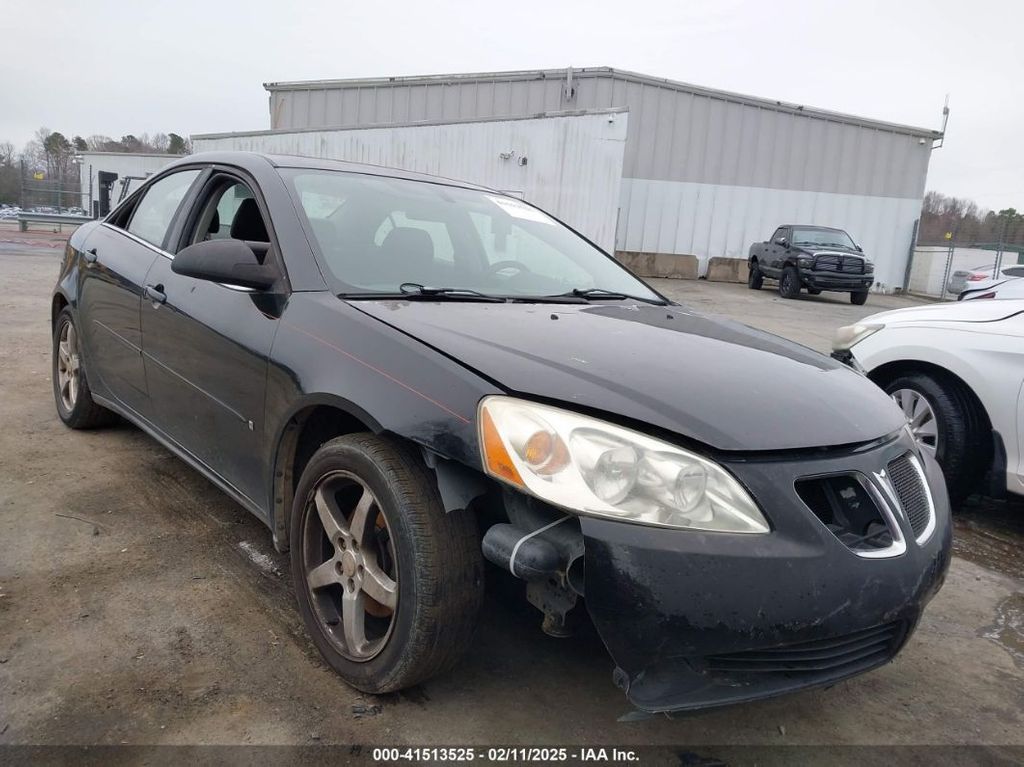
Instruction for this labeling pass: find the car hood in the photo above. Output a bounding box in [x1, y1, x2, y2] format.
[857, 298, 1024, 326]
[351, 300, 906, 452]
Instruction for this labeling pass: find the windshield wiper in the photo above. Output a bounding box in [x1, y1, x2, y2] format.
[338, 283, 506, 302]
[555, 287, 666, 305]
[399, 283, 507, 302]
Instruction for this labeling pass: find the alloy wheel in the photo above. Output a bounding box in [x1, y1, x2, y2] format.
[56, 320, 81, 412]
[891, 388, 939, 456]
[301, 470, 399, 661]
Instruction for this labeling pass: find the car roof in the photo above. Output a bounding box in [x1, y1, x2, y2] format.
[782, 224, 847, 232]
[172, 151, 495, 193]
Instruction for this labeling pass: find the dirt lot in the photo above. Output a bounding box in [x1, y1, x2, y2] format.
[1, 231, 1022, 752]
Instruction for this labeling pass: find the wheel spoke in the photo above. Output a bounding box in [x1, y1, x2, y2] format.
[911, 406, 930, 428]
[915, 419, 938, 440]
[349, 485, 373, 545]
[342, 587, 368, 655]
[314, 485, 348, 542]
[69, 375, 78, 405]
[361, 557, 398, 609]
[67, 323, 77, 352]
[900, 393, 915, 419]
[307, 560, 340, 591]
[59, 341, 70, 365]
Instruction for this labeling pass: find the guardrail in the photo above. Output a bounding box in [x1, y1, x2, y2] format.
[14, 213, 92, 232]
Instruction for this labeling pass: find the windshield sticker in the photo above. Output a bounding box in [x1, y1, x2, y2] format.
[487, 195, 554, 225]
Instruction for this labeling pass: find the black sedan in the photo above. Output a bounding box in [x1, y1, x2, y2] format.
[52, 152, 951, 712]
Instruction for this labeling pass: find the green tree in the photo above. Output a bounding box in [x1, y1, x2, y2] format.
[167, 133, 190, 154]
[72, 135, 87, 151]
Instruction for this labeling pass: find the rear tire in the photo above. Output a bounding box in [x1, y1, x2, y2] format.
[778, 266, 801, 299]
[882, 372, 989, 505]
[290, 433, 483, 694]
[850, 291, 869, 305]
[747, 261, 763, 290]
[52, 307, 115, 429]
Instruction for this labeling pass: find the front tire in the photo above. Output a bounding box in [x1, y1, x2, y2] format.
[290, 433, 483, 693]
[52, 307, 115, 429]
[747, 261, 763, 290]
[850, 291, 869, 305]
[883, 373, 989, 504]
[779, 266, 801, 299]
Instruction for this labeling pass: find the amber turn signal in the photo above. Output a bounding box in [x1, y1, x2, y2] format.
[481, 407, 524, 487]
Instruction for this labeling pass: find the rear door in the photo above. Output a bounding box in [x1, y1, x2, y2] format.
[78, 168, 202, 417]
[140, 170, 286, 506]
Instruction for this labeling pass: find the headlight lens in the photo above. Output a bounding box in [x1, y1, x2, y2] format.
[478, 396, 769, 533]
[832, 322, 883, 351]
[798, 257, 813, 268]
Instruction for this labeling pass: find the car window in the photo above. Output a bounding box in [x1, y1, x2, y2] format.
[469, 211, 590, 285]
[125, 170, 201, 247]
[791, 228, 856, 249]
[1004, 266, 1024, 277]
[374, 211, 455, 263]
[771, 227, 787, 243]
[194, 181, 257, 242]
[285, 169, 661, 301]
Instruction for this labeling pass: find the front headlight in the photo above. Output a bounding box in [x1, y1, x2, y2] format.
[832, 322, 883, 352]
[798, 256, 813, 268]
[478, 396, 769, 533]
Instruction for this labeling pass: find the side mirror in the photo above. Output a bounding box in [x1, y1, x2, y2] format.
[855, 243, 863, 252]
[172, 239, 278, 290]
[775, 237, 788, 248]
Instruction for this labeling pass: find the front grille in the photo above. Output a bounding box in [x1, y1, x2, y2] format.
[814, 254, 864, 274]
[887, 453, 931, 537]
[705, 622, 902, 674]
[796, 474, 893, 553]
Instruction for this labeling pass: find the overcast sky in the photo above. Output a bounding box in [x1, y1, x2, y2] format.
[3, 0, 1021, 210]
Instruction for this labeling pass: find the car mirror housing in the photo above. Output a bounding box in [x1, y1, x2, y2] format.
[775, 237, 788, 248]
[172, 239, 278, 290]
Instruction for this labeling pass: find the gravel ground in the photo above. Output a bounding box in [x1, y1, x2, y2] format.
[0, 239, 1022, 752]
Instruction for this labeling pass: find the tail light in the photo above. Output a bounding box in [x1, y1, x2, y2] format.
[967, 274, 987, 281]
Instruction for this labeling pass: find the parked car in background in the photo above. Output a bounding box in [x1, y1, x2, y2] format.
[833, 299, 1024, 502]
[52, 151, 950, 713]
[748, 225, 875, 304]
[947, 263, 1024, 296]
[958, 268, 1024, 300]
[961, 277, 1024, 301]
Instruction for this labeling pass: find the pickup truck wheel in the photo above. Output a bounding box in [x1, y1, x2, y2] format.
[290, 433, 483, 694]
[850, 291, 869, 305]
[883, 373, 988, 504]
[778, 266, 801, 299]
[747, 262, 763, 290]
[52, 308, 116, 429]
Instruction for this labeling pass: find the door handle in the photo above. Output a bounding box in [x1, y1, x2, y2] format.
[84, 248, 98, 264]
[144, 284, 166, 304]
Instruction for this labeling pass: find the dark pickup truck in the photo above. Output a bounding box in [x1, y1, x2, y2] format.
[747, 225, 875, 304]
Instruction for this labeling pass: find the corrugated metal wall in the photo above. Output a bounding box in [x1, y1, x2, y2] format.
[265, 68, 937, 289]
[193, 111, 627, 253]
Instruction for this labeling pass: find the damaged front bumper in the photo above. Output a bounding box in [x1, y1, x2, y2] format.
[580, 432, 952, 712]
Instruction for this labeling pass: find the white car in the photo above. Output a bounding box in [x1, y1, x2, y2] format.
[833, 299, 1024, 502]
[947, 263, 1024, 296]
[960, 274, 1024, 301]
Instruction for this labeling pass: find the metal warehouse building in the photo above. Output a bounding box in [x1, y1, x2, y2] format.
[257, 67, 940, 290]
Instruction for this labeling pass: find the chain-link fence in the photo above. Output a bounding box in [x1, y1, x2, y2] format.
[19, 161, 84, 214]
[906, 213, 1024, 299]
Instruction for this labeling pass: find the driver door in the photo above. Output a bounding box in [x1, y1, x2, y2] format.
[140, 171, 285, 506]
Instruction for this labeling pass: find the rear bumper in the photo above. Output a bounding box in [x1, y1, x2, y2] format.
[802, 271, 874, 291]
[582, 433, 952, 712]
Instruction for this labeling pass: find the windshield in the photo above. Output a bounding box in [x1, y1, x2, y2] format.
[283, 169, 662, 302]
[791, 228, 856, 249]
